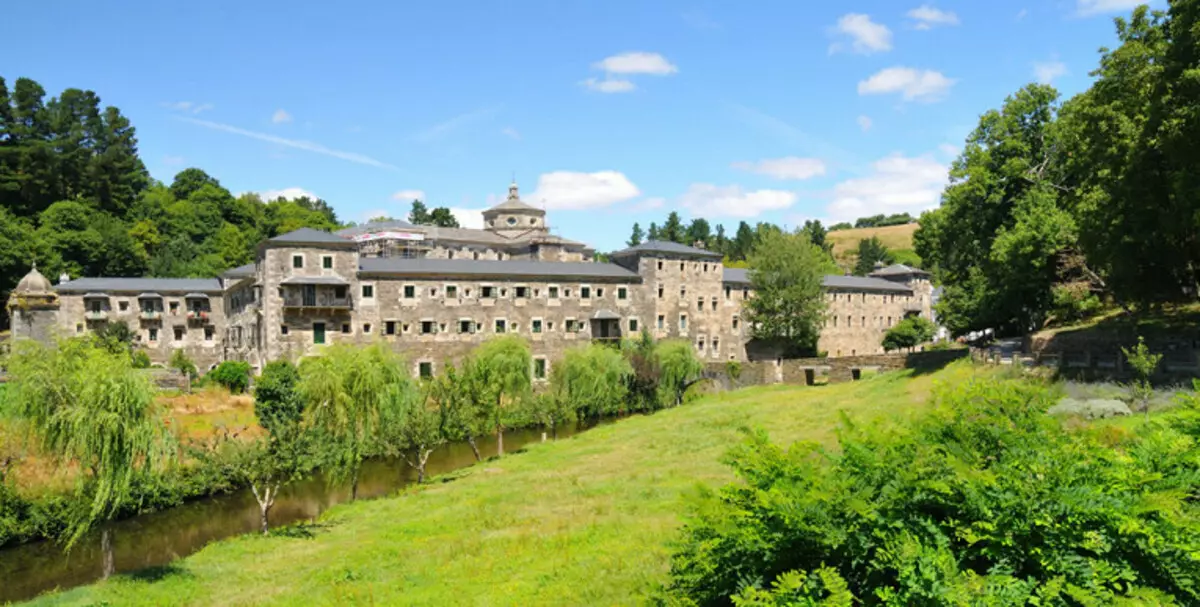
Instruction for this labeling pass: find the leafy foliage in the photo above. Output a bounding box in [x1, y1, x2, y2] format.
[1123, 336, 1164, 418]
[665, 379, 1200, 605]
[208, 360, 251, 394]
[550, 343, 633, 419]
[881, 316, 936, 352]
[253, 360, 303, 437]
[745, 229, 833, 356]
[852, 236, 892, 276]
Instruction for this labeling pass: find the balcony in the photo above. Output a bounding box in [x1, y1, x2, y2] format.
[187, 310, 211, 323]
[282, 298, 353, 312]
[84, 310, 108, 321]
[139, 310, 162, 321]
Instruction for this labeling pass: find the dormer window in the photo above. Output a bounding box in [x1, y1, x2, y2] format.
[506, 217, 517, 226]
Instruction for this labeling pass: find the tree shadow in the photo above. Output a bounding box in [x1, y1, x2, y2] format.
[268, 520, 334, 540]
[903, 349, 970, 377]
[126, 562, 192, 583]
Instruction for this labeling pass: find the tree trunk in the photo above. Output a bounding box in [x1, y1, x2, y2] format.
[417, 449, 429, 484]
[467, 436, 481, 461]
[350, 468, 359, 501]
[496, 426, 504, 457]
[551, 423, 558, 440]
[100, 527, 115, 580]
[250, 482, 276, 535]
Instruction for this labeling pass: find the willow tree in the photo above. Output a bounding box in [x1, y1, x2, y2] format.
[299, 342, 407, 499]
[243, 359, 310, 534]
[656, 340, 706, 408]
[430, 364, 488, 461]
[553, 343, 633, 420]
[465, 336, 531, 456]
[2, 338, 175, 577]
[376, 381, 444, 483]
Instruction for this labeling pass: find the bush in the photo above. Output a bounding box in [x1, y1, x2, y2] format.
[664, 379, 1200, 605]
[1050, 283, 1102, 325]
[209, 360, 252, 394]
[1047, 397, 1131, 419]
[881, 316, 935, 352]
[130, 349, 151, 369]
[254, 360, 303, 437]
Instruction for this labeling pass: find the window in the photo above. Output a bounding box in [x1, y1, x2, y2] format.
[149, 328, 159, 342]
[342, 323, 351, 334]
[617, 287, 628, 300]
[581, 286, 591, 299]
[697, 337, 706, 351]
[421, 320, 436, 335]
[680, 262, 685, 272]
[511, 322, 520, 332]
[169, 301, 179, 314]
[334, 286, 347, 299]
[711, 297, 718, 311]
[629, 318, 639, 332]
[404, 285, 415, 299]
[697, 298, 704, 311]
[119, 301, 129, 311]
[446, 285, 458, 299]
[861, 316, 866, 327]
[174, 326, 184, 340]
[281, 324, 289, 335]
[292, 255, 304, 268]
[681, 286, 687, 299]
[887, 316, 892, 327]
[515, 286, 528, 298]
[534, 358, 547, 380]
[657, 285, 664, 299]
[385, 321, 397, 335]
[361, 285, 374, 298]
[313, 322, 325, 344]
[549, 286, 559, 298]
[495, 319, 507, 333]
[458, 319, 474, 334]
[657, 260, 663, 270]
[833, 316, 838, 328]
[419, 362, 433, 379]
[742, 288, 749, 299]
[732, 316, 740, 330]
[657, 315, 665, 330]
[429, 287, 437, 297]
[501, 288, 508, 297]
[482, 285, 495, 298]
[564, 288, 571, 297]
[363, 323, 372, 334]
[712, 337, 720, 354]
[725, 286, 731, 300]
[703, 263, 708, 272]
[597, 288, 604, 297]
[532, 319, 543, 333]
[204, 326, 214, 341]
[565, 319, 577, 332]
[680, 315, 688, 330]
[322, 256, 333, 269]
[76, 323, 83, 333]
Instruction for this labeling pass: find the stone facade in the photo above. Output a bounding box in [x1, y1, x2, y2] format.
[6, 183, 934, 374]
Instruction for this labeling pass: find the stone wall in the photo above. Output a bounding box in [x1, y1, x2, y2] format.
[704, 349, 968, 390]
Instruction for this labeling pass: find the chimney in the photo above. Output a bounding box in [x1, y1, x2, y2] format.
[693, 240, 706, 249]
[59, 272, 71, 284]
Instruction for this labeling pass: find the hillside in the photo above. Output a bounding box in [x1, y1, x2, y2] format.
[29, 362, 986, 606]
[827, 223, 920, 268]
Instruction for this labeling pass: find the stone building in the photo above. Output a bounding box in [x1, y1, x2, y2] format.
[5, 182, 933, 375]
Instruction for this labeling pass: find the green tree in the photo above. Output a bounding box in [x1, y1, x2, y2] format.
[655, 340, 705, 408]
[732, 221, 755, 261]
[431, 363, 489, 461]
[407, 200, 431, 225]
[853, 236, 892, 276]
[881, 316, 936, 352]
[377, 382, 445, 483]
[647, 222, 660, 241]
[427, 206, 460, 228]
[168, 168, 221, 202]
[745, 229, 833, 356]
[209, 360, 252, 394]
[686, 218, 711, 248]
[237, 360, 310, 534]
[801, 220, 831, 255]
[661, 212, 685, 244]
[627, 222, 645, 247]
[465, 336, 531, 456]
[1122, 336, 1163, 419]
[2, 339, 175, 575]
[551, 343, 633, 420]
[299, 343, 408, 499]
[254, 360, 304, 437]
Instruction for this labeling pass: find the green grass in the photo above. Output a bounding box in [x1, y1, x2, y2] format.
[28, 361, 989, 606]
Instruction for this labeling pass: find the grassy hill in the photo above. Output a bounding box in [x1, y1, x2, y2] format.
[827, 223, 921, 269]
[29, 361, 988, 606]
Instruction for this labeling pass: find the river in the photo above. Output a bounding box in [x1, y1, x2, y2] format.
[0, 422, 594, 604]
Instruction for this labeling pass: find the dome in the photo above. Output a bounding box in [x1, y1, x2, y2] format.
[15, 265, 53, 295]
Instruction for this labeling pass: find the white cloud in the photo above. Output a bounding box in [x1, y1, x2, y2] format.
[501, 127, 520, 140]
[827, 154, 948, 222]
[592, 52, 678, 75]
[938, 143, 960, 158]
[858, 67, 955, 102]
[731, 157, 827, 180]
[449, 208, 486, 230]
[582, 77, 637, 93]
[829, 14, 893, 55]
[1032, 60, 1067, 84]
[163, 101, 213, 114]
[180, 117, 399, 171]
[529, 171, 641, 210]
[271, 109, 293, 124]
[908, 5, 960, 29]
[261, 187, 318, 201]
[362, 209, 393, 222]
[391, 189, 426, 202]
[1076, 0, 1143, 16]
[678, 184, 797, 218]
[858, 115, 873, 132]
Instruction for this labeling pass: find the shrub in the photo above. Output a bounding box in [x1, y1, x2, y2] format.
[169, 349, 198, 379]
[130, 349, 151, 369]
[664, 379, 1200, 605]
[881, 316, 936, 352]
[209, 360, 252, 394]
[1047, 397, 1131, 419]
[254, 360, 303, 437]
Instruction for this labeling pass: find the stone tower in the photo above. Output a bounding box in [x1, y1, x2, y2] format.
[481, 181, 548, 238]
[7, 264, 60, 342]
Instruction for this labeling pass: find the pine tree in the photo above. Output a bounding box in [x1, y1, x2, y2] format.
[648, 222, 660, 241]
[628, 222, 645, 247]
[662, 212, 685, 243]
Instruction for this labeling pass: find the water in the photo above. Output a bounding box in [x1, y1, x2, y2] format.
[0, 423, 593, 604]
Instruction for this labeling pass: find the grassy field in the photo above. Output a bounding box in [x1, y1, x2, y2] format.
[828, 223, 918, 258]
[28, 360, 991, 606]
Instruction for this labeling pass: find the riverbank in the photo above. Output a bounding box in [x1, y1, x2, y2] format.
[26, 360, 987, 605]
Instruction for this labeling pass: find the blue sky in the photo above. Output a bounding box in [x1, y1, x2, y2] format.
[2, 0, 1158, 251]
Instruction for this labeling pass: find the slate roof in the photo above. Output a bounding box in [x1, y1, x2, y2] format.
[358, 258, 640, 282]
[722, 268, 914, 293]
[56, 277, 225, 294]
[266, 227, 356, 247]
[610, 240, 723, 260]
[336, 221, 590, 250]
[484, 197, 543, 214]
[869, 263, 931, 277]
[222, 263, 257, 278]
[335, 220, 418, 237]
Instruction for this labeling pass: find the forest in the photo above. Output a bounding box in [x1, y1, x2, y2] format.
[916, 5, 1200, 337]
